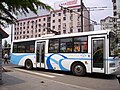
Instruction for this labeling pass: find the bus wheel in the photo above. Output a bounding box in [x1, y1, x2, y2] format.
[25, 60, 33, 69]
[71, 63, 86, 76]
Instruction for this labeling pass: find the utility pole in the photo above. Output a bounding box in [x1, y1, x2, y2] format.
[81, 0, 83, 32]
[11, 24, 13, 43]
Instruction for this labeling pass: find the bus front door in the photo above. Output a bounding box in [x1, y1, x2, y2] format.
[92, 38, 105, 73]
[36, 42, 45, 68]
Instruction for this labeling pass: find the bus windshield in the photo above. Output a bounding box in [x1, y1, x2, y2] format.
[109, 32, 118, 56]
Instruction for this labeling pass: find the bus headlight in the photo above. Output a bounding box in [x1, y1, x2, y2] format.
[109, 63, 115, 67]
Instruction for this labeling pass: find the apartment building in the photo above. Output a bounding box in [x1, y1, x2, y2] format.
[112, 0, 120, 31]
[14, 0, 90, 40]
[14, 15, 50, 40]
[100, 16, 114, 30]
[50, 5, 90, 34]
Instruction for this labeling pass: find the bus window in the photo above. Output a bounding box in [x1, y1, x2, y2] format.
[49, 39, 59, 53]
[74, 36, 88, 53]
[60, 38, 73, 53]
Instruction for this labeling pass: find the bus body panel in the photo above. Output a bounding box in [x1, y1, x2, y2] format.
[107, 57, 119, 74]
[45, 53, 92, 73]
[11, 53, 36, 68]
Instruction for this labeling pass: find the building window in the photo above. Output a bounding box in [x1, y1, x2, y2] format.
[27, 26, 29, 29]
[113, 0, 116, 3]
[43, 23, 46, 26]
[119, 15, 120, 18]
[23, 22, 25, 25]
[20, 23, 22, 26]
[53, 14, 55, 17]
[31, 26, 33, 28]
[27, 21, 30, 25]
[78, 29, 81, 32]
[63, 17, 66, 20]
[53, 26, 55, 29]
[39, 24, 41, 27]
[43, 18, 46, 21]
[63, 30, 66, 34]
[63, 10, 66, 14]
[23, 31, 25, 34]
[58, 25, 61, 28]
[70, 29, 73, 33]
[58, 19, 61, 22]
[31, 21, 34, 24]
[39, 29, 41, 32]
[53, 20, 55, 23]
[39, 19, 41, 22]
[77, 9, 80, 12]
[43, 28, 45, 31]
[114, 11, 117, 16]
[113, 6, 116, 10]
[58, 13, 61, 16]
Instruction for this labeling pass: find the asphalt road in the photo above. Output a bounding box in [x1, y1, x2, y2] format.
[1, 64, 120, 90]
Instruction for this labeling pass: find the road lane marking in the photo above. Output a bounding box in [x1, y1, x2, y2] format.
[43, 72, 64, 76]
[14, 68, 95, 90]
[14, 68, 55, 78]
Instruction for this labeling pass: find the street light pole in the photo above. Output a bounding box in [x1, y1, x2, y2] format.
[11, 24, 13, 43]
[81, 0, 83, 32]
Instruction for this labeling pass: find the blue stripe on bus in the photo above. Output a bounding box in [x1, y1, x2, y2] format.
[11, 54, 27, 64]
[46, 53, 119, 71]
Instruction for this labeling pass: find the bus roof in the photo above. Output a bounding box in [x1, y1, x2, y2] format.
[13, 29, 111, 42]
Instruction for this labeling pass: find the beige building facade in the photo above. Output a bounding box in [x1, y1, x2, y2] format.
[100, 16, 114, 30]
[112, 0, 120, 31]
[14, 0, 91, 40]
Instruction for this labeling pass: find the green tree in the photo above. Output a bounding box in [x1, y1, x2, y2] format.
[0, 0, 52, 27]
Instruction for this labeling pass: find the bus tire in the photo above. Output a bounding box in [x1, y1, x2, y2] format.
[25, 59, 33, 69]
[71, 62, 86, 76]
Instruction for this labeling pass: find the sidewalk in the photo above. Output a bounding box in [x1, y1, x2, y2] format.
[0, 67, 85, 90]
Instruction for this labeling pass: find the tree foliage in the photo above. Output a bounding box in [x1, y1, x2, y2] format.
[0, 0, 52, 27]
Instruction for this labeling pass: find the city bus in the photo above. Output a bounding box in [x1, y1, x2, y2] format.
[10, 30, 120, 76]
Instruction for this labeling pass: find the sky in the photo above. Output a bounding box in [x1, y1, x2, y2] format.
[3, 0, 113, 44]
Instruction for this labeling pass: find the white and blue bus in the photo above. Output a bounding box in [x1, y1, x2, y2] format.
[10, 30, 119, 76]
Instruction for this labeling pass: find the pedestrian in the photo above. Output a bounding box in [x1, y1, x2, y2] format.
[4, 52, 9, 64]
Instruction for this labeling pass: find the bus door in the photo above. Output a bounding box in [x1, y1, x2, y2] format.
[92, 38, 105, 73]
[36, 41, 45, 68]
